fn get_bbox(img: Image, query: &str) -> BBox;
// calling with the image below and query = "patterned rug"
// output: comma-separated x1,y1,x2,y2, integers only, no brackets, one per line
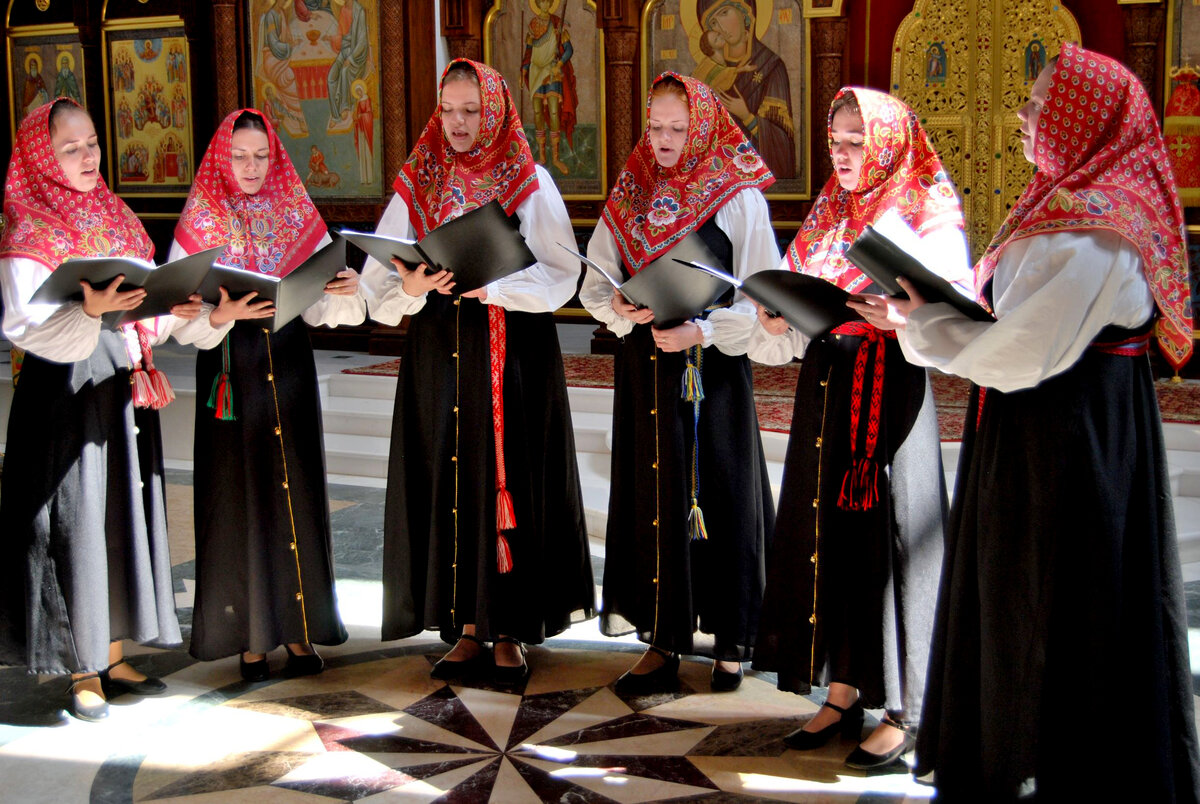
345,355,1200,440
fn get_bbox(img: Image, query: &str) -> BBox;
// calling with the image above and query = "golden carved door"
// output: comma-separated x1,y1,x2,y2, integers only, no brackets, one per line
891,0,1080,258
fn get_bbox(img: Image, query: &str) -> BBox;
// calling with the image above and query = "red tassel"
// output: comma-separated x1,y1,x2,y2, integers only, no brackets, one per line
147,368,175,410
496,533,513,574
837,458,879,511
130,368,154,409
496,487,516,531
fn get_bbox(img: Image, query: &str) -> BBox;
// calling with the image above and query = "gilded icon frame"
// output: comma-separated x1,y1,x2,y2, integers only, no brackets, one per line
100,15,196,198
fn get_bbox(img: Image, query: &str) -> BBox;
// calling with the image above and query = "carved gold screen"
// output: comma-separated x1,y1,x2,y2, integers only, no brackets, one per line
891,0,1080,259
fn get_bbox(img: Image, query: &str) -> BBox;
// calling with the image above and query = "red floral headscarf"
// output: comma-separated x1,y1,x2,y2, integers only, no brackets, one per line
174,108,326,277
602,72,775,273
0,99,174,408
395,59,539,239
0,98,152,267
784,87,964,292
976,42,1192,368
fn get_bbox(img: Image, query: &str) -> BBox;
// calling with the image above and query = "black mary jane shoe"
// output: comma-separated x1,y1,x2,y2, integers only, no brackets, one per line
68,673,109,722
844,717,917,771
430,633,491,681
240,653,271,683
710,661,744,692
783,698,865,750
100,659,167,697
613,646,680,695
491,636,531,687
284,645,325,678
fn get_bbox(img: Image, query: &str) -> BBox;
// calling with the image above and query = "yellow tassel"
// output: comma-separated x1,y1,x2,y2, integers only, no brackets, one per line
682,361,705,402
688,499,708,541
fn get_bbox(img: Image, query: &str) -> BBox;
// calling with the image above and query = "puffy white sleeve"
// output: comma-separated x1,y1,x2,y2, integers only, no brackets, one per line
480,165,579,313
299,230,367,327
361,193,426,325
746,253,810,365
700,188,781,355
579,219,634,339
900,229,1153,392
0,256,102,363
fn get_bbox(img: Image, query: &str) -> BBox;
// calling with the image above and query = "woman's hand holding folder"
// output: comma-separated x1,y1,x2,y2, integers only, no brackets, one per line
391,258,455,297
209,286,275,326
846,276,928,331
324,268,361,297
611,290,654,325
755,301,790,336
81,274,146,319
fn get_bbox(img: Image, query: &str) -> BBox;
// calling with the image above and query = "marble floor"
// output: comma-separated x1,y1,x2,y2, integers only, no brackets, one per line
0,469,949,804
3,432,1200,802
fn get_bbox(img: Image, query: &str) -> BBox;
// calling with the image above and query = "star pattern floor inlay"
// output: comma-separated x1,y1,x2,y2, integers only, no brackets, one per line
83,644,936,803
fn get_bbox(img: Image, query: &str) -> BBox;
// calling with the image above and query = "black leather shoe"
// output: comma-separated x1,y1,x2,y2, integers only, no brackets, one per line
100,660,167,697
240,653,271,683
68,673,109,722
613,647,680,695
783,699,864,750
431,633,491,681
491,636,530,687
710,662,744,692
284,645,325,678
844,718,916,770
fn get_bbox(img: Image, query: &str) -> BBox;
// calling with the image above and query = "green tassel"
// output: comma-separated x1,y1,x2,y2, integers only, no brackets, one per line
682,361,705,402
207,372,235,420
207,335,236,421
688,498,708,541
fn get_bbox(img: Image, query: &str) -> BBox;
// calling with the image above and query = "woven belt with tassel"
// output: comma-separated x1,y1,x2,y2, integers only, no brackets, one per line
828,321,896,511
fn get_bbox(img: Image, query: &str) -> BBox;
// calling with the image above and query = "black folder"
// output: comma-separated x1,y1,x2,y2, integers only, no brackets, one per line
674,260,859,339
340,199,537,295
31,245,226,328
845,225,992,322
563,233,730,329
197,236,348,332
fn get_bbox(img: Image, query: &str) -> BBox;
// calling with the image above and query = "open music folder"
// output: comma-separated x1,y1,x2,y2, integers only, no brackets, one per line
341,199,537,295
31,245,226,328
561,233,730,329
196,236,348,332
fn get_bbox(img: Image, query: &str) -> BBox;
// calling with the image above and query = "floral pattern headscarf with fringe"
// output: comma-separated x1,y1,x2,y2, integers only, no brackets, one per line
603,72,774,273
784,87,964,292
975,42,1192,369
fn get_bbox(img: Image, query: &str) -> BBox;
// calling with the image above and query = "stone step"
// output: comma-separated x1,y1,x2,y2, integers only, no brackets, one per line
327,372,397,401
324,431,390,483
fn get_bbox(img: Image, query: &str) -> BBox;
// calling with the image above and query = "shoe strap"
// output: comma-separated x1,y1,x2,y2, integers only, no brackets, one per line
494,635,523,647
822,699,858,715
881,713,914,733
647,645,675,660
70,671,102,689
458,633,487,647
103,659,129,674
